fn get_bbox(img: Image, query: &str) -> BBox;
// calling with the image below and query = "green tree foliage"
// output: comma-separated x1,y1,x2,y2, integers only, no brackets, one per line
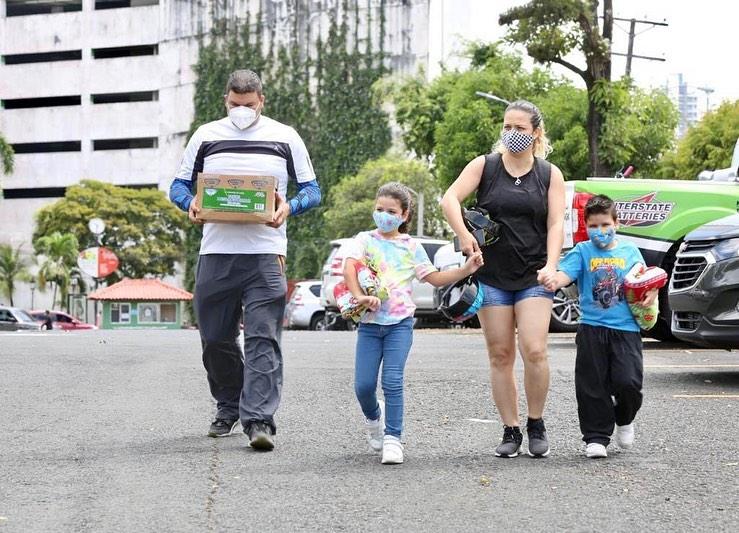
34,181,185,281
324,156,443,239
186,2,391,287
389,43,677,185
0,133,13,176
389,44,589,186
34,232,79,310
594,79,678,176
658,100,739,179
0,244,30,306
499,0,614,175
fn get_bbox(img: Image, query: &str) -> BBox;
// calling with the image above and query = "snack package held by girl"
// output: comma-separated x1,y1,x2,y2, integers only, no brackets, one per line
624,263,667,330
334,263,388,322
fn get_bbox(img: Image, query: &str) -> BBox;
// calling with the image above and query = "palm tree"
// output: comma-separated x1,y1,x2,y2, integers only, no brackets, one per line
35,232,79,310
0,244,30,306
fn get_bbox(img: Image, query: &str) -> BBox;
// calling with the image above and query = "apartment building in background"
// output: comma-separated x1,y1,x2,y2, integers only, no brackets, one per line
0,0,484,309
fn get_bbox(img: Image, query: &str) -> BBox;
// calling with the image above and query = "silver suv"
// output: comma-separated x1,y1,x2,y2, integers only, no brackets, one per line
0,306,42,331
319,236,450,329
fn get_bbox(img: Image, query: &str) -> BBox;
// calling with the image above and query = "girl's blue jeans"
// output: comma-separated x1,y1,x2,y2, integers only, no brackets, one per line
354,317,414,438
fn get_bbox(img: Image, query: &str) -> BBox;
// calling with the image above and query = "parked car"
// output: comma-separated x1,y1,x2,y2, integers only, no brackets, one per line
28,310,97,331
0,306,42,331
319,236,450,330
284,280,326,330
669,214,739,348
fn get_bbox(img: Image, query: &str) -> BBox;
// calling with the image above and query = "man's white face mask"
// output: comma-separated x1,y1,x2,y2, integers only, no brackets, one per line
228,105,259,130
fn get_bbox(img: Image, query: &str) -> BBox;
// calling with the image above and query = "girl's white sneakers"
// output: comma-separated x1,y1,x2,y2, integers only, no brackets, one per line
381,435,404,464
364,400,385,452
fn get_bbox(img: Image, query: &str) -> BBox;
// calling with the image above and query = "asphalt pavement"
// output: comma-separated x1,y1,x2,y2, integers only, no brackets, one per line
0,329,737,532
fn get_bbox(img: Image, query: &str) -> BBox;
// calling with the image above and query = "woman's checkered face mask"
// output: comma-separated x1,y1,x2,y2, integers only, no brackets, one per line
501,129,534,153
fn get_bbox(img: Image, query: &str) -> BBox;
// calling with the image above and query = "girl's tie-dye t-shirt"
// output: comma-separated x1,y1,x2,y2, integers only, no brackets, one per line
343,230,437,325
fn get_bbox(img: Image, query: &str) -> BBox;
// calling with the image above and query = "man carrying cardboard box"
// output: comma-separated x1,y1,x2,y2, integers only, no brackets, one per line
170,69,321,451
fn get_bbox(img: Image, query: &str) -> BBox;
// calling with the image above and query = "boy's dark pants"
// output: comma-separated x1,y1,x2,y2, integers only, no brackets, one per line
575,324,643,446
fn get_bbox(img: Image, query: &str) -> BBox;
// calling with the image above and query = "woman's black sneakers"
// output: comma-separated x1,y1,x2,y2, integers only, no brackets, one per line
495,425,523,457
526,418,550,457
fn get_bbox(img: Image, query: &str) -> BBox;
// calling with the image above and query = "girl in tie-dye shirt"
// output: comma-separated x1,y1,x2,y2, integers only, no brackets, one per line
343,182,483,465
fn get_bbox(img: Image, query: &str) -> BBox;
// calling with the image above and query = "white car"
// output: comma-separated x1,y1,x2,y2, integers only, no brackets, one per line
319,236,451,330
284,280,326,330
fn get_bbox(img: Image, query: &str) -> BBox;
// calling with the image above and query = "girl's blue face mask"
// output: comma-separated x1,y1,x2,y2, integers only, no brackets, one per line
373,211,403,233
587,227,616,249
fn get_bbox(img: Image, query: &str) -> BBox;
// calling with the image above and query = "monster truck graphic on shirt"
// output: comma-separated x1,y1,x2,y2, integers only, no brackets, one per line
590,258,626,309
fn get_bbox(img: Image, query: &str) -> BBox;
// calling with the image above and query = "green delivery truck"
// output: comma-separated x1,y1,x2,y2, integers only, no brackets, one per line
562,178,739,339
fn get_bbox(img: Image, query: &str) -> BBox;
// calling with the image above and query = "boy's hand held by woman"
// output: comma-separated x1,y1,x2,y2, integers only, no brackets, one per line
464,251,484,274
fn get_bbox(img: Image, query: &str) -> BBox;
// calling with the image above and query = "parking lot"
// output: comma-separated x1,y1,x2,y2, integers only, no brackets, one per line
0,329,737,532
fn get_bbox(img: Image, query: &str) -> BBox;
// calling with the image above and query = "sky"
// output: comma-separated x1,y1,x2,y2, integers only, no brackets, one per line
430,0,738,109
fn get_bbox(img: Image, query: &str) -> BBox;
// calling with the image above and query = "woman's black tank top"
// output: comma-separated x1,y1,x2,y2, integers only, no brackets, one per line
474,153,551,291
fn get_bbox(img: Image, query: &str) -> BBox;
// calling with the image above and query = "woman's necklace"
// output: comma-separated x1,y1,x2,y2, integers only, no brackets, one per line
503,154,533,186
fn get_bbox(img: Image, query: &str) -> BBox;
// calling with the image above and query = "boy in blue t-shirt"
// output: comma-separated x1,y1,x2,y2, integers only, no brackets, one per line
540,195,658,458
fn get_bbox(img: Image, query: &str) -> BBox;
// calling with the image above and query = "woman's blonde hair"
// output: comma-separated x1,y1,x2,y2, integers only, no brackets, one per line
494,99,553,159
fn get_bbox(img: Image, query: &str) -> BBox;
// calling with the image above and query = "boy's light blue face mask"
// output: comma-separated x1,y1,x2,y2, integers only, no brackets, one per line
587,227,616,249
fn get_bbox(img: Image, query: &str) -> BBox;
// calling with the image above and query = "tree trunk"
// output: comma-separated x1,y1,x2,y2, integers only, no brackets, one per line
586,88,608,176
52,283,58,309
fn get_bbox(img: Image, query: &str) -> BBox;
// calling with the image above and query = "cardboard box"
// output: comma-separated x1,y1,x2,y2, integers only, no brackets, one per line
195,173,276,223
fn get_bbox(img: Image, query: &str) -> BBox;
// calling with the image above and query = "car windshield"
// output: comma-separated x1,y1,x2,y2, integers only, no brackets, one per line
15,309,36,323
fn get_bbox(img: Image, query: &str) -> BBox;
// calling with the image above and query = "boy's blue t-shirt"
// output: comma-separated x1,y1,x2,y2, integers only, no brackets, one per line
558,240,645,332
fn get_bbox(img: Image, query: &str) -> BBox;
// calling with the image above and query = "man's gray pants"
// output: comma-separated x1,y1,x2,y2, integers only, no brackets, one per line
194,254,286,434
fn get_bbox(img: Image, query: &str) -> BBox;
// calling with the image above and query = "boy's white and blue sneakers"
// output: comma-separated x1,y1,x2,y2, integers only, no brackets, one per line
364,400,385,452
586,442,608,458
615,423,635,449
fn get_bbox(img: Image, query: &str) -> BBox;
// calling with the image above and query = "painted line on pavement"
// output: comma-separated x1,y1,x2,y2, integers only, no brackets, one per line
466,418,498,424
673,395,739,399
646,364,739,369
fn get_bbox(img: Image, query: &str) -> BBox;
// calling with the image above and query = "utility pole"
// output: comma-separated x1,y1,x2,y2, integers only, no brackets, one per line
610,16,668,76
697,87,715,114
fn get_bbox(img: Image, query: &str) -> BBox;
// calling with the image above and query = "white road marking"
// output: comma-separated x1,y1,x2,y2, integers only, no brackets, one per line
673,395,739,399
646,364,739,369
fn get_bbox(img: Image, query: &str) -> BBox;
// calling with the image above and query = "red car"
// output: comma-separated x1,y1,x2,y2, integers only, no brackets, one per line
29,310,97,330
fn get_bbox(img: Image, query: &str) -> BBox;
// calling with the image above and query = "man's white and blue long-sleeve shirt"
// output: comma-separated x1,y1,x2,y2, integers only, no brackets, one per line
169,115,321,256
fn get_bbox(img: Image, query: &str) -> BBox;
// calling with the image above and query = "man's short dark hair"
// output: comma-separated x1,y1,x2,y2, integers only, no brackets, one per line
225,69,263,95
584,194,619,222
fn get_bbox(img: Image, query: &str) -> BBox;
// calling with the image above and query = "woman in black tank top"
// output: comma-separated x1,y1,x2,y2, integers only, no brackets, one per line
441,100,566,458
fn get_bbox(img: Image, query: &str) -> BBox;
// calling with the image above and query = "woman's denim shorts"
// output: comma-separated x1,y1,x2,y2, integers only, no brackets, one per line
480,281,554,307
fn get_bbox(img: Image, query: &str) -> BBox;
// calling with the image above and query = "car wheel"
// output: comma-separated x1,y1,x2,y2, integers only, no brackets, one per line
550,284,580,333
310,313,327,331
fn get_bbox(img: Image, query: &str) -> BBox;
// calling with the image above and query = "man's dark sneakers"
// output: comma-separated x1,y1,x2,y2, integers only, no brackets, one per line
208,418,239,438
246,421,275,451
526,417,550,457
495,425,523,457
